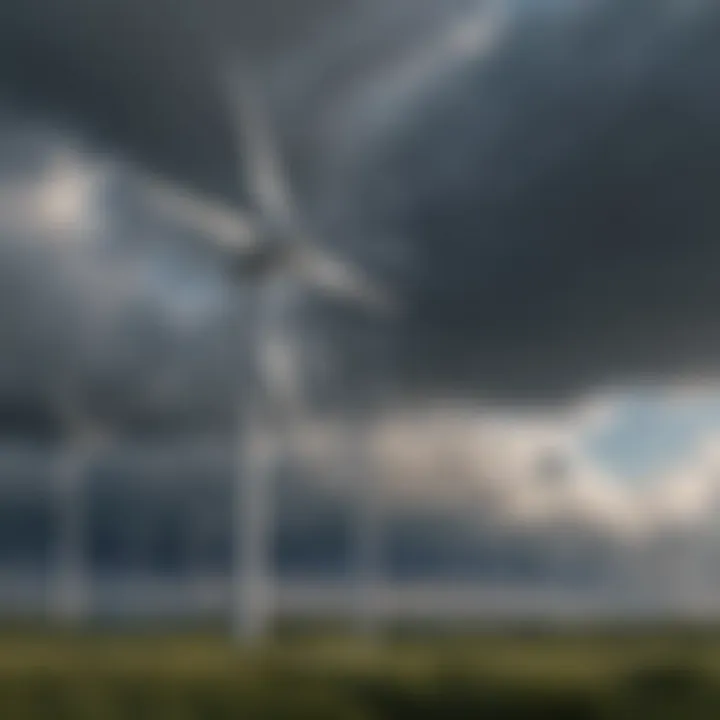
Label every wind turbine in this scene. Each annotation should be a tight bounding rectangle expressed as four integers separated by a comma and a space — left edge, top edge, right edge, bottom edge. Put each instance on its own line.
49, 387, 109, 626
48, 321, 176, 627
144, 66, 396, 642
46, 233, 215, 627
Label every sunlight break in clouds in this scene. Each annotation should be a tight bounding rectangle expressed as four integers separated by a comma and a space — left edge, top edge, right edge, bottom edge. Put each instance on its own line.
33, 149, 109, 241
317, 0, 513, 166
0, 145, 111, 244
0, 127, 229, 332
364, 401, 645, 538
298, 384, 720, 554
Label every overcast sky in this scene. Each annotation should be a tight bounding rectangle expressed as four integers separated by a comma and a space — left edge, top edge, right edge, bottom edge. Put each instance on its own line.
2, 0, 720, 397
1, 0, 720, 602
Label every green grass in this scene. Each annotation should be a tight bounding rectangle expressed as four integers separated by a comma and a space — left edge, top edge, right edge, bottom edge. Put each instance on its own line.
0, 627, 719, 717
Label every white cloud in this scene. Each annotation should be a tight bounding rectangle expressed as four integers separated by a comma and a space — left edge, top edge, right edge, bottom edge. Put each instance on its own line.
645, 433, 720, 529
300, 396, 720, 558
0, 146, 111, 245
0, 127, 230, 340
316, 0, 512, 169
293, 398, 647, 540
33, 150, 107, 239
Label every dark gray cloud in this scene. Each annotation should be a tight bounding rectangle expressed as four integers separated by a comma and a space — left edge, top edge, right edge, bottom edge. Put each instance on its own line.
1, 0, 720, 413
381, 0, 720, 400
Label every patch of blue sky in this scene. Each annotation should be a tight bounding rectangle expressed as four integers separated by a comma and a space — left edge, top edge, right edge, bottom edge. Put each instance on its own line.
582, 389, 720, 483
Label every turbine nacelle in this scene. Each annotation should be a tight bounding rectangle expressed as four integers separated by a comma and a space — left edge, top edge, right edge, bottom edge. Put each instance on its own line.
226, 225, 296, 282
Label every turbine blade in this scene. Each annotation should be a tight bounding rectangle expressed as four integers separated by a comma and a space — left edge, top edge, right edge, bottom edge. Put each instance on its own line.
221, 64, 398, 314
295, 248, 397, 315
143, 177, 260, 253
222, 67, 300, 229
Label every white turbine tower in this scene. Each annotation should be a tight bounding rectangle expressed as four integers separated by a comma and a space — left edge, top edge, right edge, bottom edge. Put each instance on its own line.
48, 315, 185, 627
50, 387, 109, 626
145, 67, 395, 642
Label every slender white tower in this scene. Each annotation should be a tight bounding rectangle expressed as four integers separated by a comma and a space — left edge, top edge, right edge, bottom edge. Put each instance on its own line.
50, 390, 107, 626
348, 323, 394, 637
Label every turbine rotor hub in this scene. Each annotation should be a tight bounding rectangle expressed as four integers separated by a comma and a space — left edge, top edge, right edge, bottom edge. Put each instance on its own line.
230, 225, 295, 280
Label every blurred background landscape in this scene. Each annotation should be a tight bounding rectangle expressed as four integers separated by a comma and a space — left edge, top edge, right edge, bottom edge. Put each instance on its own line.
1, 0, 720, 716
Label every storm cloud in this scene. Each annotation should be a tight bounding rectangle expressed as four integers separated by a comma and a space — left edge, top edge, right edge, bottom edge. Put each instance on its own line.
0, 0, 720, 412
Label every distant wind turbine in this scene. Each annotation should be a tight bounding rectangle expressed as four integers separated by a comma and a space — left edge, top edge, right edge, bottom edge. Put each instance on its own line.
49, 387, 108, 625
47, 246, 207, 627
145, 65, 397, 642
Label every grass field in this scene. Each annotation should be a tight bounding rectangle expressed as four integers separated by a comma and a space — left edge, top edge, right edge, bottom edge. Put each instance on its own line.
0, 626, 720, 717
